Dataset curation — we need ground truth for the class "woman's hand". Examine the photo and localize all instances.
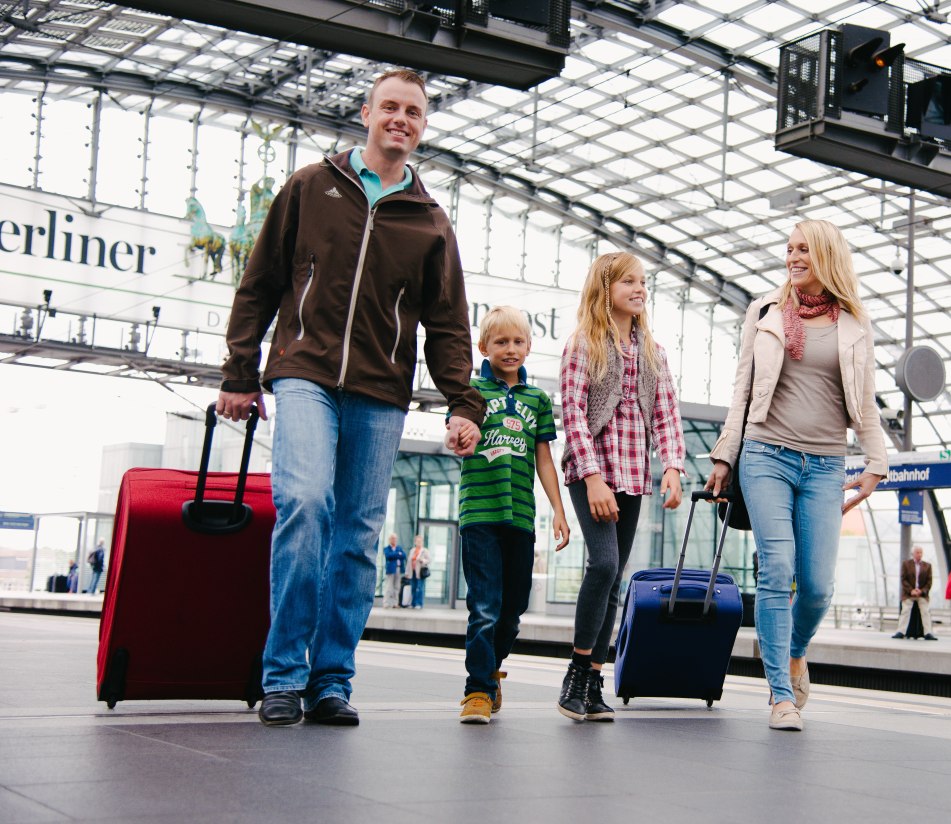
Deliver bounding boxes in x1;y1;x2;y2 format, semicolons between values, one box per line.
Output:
660;468;683;509
584;474;618;523
703;460;733;500
842;471;884;514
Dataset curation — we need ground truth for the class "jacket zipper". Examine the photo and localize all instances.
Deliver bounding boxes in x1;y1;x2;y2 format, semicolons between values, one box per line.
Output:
338;207;375;386
296;254;316;341
390;282;406;364
325;154;423;388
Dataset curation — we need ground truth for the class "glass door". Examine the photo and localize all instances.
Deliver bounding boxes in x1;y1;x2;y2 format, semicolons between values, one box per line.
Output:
417;519;458;607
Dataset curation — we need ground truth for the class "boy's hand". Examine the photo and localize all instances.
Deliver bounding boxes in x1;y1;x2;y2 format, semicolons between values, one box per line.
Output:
660;468;683;510
445;416;481;457
552;513;570;551
584;474;618;522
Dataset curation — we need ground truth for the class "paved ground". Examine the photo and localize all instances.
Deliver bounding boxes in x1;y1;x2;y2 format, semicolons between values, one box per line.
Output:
1;612;949;824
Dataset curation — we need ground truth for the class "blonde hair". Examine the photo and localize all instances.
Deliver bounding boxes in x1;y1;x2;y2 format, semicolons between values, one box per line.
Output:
779;220;866;320
569;251;661;382
478;305;532;348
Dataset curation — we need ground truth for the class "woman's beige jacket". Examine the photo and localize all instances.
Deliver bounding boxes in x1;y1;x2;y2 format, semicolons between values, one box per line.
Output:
709;288;888;477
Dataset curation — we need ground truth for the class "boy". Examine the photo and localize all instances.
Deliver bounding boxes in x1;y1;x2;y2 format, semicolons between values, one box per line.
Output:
450;306;570;723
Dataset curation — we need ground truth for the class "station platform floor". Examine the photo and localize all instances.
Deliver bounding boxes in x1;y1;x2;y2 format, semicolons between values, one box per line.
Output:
2;610;949;824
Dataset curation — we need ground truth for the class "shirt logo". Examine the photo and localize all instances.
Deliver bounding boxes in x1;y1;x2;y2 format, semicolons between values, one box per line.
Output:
324;187;342;198
503;416;523;432
479;429;527;459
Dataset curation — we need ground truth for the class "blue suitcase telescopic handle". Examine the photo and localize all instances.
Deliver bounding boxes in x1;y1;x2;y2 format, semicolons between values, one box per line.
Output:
181;403;259;534
667;490;735;619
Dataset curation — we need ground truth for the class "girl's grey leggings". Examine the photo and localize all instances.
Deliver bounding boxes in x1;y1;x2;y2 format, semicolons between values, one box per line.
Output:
568;482;642;664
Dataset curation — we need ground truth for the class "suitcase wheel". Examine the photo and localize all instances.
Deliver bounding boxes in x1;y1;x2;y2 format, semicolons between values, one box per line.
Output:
622;696;630;706
705;698;714;709
107;699;117;709
247;700;257;709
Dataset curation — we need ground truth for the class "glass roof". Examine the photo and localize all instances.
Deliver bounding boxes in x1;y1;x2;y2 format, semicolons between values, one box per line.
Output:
0;0;949;450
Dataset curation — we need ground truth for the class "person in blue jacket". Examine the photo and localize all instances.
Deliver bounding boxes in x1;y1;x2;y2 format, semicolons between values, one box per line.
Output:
382;534;407;608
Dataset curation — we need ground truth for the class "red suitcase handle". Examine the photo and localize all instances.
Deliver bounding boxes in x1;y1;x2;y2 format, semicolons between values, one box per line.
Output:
181;403;260;534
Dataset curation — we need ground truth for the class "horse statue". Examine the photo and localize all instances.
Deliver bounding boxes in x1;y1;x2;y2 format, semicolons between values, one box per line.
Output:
184;197;225;279
228;203;255;286
249;177;275;240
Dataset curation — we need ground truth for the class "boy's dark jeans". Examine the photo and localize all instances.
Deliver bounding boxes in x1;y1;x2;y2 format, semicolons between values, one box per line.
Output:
461;523;536;697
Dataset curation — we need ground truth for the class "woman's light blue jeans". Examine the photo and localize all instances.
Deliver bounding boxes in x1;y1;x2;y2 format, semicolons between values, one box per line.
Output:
263;379;405;709
740;439;845;705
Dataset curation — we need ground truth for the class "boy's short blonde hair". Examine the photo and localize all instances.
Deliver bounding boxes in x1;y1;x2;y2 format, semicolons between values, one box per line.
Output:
478;306;532;347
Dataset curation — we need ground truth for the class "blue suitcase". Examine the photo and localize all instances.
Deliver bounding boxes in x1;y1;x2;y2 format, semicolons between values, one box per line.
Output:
614;490;743;707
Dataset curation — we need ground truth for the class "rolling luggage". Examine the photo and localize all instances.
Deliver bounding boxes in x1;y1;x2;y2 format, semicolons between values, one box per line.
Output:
614;490;743;707
47;574;69;593
97;404;274;709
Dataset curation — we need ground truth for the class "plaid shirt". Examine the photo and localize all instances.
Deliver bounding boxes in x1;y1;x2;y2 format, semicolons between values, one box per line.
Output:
561;335;685;494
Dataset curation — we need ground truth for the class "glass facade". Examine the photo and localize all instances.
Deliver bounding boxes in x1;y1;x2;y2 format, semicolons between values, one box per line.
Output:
376;412;763;612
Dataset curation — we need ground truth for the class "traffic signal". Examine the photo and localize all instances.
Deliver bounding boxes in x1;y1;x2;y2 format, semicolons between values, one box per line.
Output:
907;74;951;141
840;24;904;117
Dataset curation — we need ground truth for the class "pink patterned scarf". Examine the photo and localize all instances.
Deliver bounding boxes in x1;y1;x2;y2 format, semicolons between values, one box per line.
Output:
783;288;839;360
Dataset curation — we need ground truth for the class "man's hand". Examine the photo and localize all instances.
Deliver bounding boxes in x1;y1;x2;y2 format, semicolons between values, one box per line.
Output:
217;390;267;421
660;468;683;510
445;415;480;457
842;471;883;514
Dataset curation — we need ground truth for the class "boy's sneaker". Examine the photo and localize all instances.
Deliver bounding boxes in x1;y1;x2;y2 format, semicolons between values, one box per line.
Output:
490;670;507;713
557;661;589;721
584;670;614;721
459;692;492;724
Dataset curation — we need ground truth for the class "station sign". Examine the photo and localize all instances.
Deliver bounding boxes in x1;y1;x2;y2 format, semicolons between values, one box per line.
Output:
0;512;35;530
845;451;951;490
0;183;575;382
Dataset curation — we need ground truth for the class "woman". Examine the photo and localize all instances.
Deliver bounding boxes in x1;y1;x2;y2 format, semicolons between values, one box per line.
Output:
558;251;684;722
705;219;887;731
408;535;431;609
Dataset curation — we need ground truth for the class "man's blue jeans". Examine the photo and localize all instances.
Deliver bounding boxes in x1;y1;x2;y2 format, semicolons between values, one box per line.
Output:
740;439;845;705
460;523;535;698
263;379;405;709
87;570;102;595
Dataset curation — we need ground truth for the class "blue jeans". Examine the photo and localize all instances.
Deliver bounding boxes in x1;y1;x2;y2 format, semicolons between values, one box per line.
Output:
263;379;405;708
87;570;102;595
411;575;426;607
460;523;535;698
740;439;845;704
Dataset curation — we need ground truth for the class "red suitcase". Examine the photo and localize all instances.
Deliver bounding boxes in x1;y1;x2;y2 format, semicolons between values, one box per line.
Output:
97;404;274;708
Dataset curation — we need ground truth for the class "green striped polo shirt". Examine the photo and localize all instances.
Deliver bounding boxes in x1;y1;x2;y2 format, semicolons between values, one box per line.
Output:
459;359;557;533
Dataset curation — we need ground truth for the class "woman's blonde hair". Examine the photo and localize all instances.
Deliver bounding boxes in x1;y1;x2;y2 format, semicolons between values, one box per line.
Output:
779;219;866;320
569;251;661;381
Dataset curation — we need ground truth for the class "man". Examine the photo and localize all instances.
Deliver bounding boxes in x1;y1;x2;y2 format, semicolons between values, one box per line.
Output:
218;69;484;726
892;546;938;640
382;534;406;608
87;538;106;595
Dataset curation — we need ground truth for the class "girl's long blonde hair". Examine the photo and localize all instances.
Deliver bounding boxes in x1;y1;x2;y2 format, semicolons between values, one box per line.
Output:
778;219;866;320
569;251;661;382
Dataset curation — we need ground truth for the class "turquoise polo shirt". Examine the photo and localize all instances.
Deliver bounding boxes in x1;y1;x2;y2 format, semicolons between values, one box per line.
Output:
350;148;413;207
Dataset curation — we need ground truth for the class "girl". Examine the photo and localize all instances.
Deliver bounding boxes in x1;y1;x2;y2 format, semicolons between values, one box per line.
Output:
558;251;685;721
